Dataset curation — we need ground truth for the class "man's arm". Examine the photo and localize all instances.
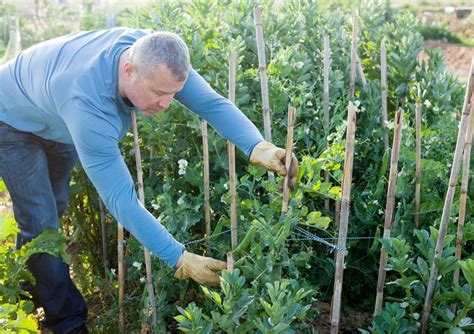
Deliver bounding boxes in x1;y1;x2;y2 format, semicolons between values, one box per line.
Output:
175;69;298;185
175;69;264;157
60;97;185;267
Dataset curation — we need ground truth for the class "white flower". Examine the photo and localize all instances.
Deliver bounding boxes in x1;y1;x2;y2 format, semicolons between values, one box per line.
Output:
178;159;188;175
140;277;146;283
295;61;304;69
444;6;455;14
424;99;431;108
132;261;142;270
110;268;116;276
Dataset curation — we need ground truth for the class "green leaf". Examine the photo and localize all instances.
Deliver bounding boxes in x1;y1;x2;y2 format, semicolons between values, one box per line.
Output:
306;212;331;230
435;256;459;276
12;308;38;331
460;259;474;289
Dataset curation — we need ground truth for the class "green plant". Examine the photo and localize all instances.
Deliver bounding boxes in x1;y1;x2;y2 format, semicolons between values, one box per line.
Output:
175;269;313;333
0;213;70;332
361;302;416;333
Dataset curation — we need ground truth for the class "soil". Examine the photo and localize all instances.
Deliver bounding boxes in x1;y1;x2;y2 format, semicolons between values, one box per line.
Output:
420;40;474;82
313;301;372;334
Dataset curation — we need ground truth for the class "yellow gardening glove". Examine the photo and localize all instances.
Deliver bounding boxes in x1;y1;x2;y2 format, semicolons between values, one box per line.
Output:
174;251;226;286
249;141;299;187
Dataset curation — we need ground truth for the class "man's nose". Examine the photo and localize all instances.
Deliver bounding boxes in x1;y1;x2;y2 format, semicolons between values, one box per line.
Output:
158;97;172;109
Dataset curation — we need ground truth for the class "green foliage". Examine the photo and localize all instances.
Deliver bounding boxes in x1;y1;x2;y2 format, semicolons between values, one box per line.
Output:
1;0;468;331
175;269;313;333
0;302;38;333
0;213;70;332
373;230;474;332
416;22;463;44
361;302;416;333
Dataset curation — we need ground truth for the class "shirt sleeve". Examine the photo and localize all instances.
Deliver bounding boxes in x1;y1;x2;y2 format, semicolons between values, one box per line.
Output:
175;69;264;157
60;97;184;267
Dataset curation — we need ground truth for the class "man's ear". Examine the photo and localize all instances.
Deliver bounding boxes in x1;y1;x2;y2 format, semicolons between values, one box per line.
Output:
123;62;135;78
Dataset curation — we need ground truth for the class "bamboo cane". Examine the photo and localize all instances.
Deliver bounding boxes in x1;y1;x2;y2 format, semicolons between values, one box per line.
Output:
380;39;389;151
228;52;238;251
282;106;296;216
453;99;474;288
254;5;274;183
330;102;357;334
149;147;155;178
323;35;331;212
131;112;157;333
99;198;109;277
201;120;211;243
373;109;405;316
356;53;367;87
336;15;358;229
349;15;358;99
421;58;474;333
227;252;234;272
117;223;125;334
415;103;422;228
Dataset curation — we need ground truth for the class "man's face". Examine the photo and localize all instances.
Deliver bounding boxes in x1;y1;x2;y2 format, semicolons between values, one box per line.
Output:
123;63;186;116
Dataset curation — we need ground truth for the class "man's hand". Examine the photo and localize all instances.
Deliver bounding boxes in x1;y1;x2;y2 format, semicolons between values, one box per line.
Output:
249;141;298;186
174;251;226;286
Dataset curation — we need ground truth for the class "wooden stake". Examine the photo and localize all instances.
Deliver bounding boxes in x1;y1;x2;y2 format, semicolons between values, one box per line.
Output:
117;223;125;334
336;14;358;229
227;252;234;272
415;103;422;228
330;102;358;334
254;5;274;182
356;53;367;87
282;106;296;216
201;120;211;242
228;52;238;250
323;35;331;136
323;35;331;212
149;147;155;178
380;39;389;151
421;58;474;333
349;15;358;99
453;97;474;289
131;112;157;333
373;109;405;316
99;198;109;277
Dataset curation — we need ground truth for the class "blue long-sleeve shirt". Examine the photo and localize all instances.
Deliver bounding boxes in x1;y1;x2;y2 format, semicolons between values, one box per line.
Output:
0;28;263;267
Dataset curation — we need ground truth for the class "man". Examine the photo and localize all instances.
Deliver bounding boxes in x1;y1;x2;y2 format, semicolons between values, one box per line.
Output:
0;28;297;333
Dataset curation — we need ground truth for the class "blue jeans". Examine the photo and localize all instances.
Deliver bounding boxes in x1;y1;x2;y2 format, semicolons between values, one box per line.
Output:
0;121;87;333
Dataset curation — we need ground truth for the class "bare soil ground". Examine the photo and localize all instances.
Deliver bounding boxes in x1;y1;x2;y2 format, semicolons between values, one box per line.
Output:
313;301;372;333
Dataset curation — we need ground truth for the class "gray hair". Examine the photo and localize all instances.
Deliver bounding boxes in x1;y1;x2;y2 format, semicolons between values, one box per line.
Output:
129;31;190;81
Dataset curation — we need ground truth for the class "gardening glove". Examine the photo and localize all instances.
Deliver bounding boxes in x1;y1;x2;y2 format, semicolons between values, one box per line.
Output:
174;251;226;286
249;140;299;187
